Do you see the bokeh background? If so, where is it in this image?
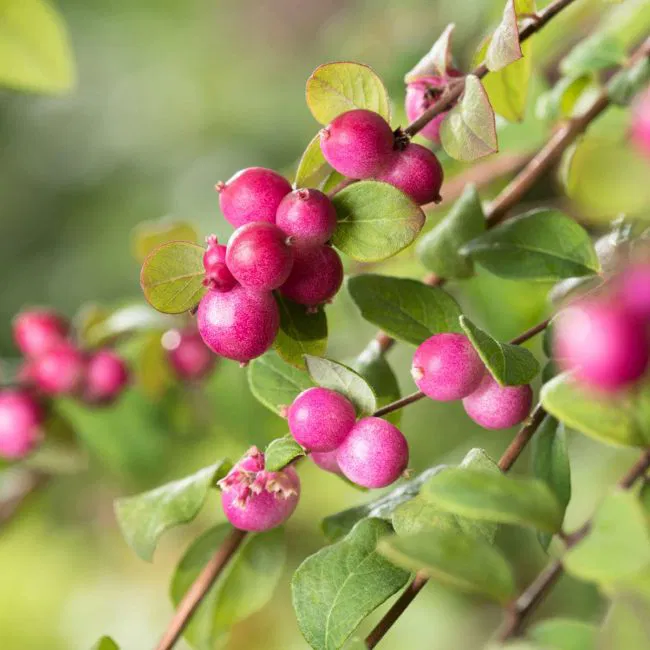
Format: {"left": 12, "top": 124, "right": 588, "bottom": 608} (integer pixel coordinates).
{"left": 0, "top": 0, "right": 648, "bottom": 648}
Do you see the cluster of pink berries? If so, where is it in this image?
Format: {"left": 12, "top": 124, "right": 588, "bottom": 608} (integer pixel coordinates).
{"left": 411, "top": 333, "right": 533, "bottom": 430}
{"left": 162, "top": 327, "right": 216, "bottom": 382}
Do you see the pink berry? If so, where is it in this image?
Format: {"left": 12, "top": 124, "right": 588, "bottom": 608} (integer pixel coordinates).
{"left": 376, "top": 143, "right": 443, "bottom": 205}
{"left": 631, "top": 88, "right": 650, "bottom": 160}
{"left": 13, "top": 309, "right": 69, "bottom": 359}
{"left": 164, "top": 328, "right": 216, "bottom": 381}
{"left": 197, "top": 286, "right": 279, "bottom": 363}
{"left": 31, "top": 343, "right": 87, "bottom": 396}
{"left": 310, "top": 449, "right": 342, "bottom": 475}
{"left": 619, "top": 264, "right": 650, "bottom": 320}
{"left": 226, "top": 222, "right": 294, "bottom": 291}
{"left": 216, "top": 167, "right": 292, "bottom": 228}
{"left": 411, "top": 333, "right": 485, "bottom": 401}
{"left": 276, "top": 189, "right": 337, "bottom": 246}
{"left": 554, "top": 298, "right": 650, "bottom": 392}
{"left": 84, "top": 350, "right": 129, "bottom": 405}
{"left": 462, "top": 374, "right": 533, "bottom": 430}
{"left": 320, "top": 109, "right": 395, "bottom": 179}
{"left": 203, "top": 235, "right": 236, "bottom": 292}
{"left": 288, "top": 387, "right": 356, "bottom": 451}
{"left": 219, "top": 446, "right": 300, "bottom": 531}
{"left": 280, "top": 245, "right": 343, "bottom": 306}
{"left": 0, "top": 389, "right": 43, "bottom": 459}
{"left": 336, "top": 417, "right": 409, "bottom": 489}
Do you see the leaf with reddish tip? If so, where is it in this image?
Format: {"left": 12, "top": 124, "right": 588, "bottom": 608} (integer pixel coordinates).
{"left": 405, "top": 23, "right": 456, "bottom": 82}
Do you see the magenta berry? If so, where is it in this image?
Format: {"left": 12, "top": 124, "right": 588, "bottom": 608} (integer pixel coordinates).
{"left": 554, "top": 298, "right": 650, "bottom": 392}
{"left": 310, "top": 449, "right": 342, "bottom": 475}
{"left": 164, "top": 328, "right": 216, "bottom": 380}
{"left": 203, "top": 235, "right": 236, "bottom": 292}
{"left": 619, "top": 263, "right": 650, "bottom": 320}
{"left": 320, "top": 109, "right": 395, "bottom": 179}
{"left": 280, "top": 245, "right": 343, "bottom": 306}
{"left": 13, "top": 309, "right": 69, "bottom": 359}
{"left": 219, "top": 446, "right": 300, "bottom": 531}
{"left": 288, "top": 387, "right": 356, "bottom": 451}
{"left": 84, "top": 350, "right": 129, "bottom": 405}
{"left": 276, "top": 189, "right": 337, "bottom": 246}
{"left": 226, "top": 222, "right": 294, "bottom": 291}
{"left": 376, "top": 143, "right": 444, "bottom": 205}
{"left": 336, "top": 417, "right": 409, "bottom": 489}
{"left": 462, "top": 374, "right": 533, "bottom": 430}
{"left": 405, "top": 74, "right": 460, "bottom": 144}
{"left": 411, "top": 333, "right": 485, "bottom": 401}
{"left": 631, "top": 88, "right": 650, "bottom": 160}
{"left": 31, "top": 343, "right": 87, "bottom": 396}
{"left": 216, "top": 167, "right": 292, "bottom": 228}
{"left": 197, "top": 286, "right": 280, "bottom": 363}
{"left": 0, "top": 389, "right": 43, "bottom": 459}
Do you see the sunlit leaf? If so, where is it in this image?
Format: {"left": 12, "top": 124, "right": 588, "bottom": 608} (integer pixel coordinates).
{"left": 265, "top": 435, "right": 305, "bottom": 471}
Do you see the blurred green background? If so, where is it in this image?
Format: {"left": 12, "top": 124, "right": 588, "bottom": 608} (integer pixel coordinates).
{"left": 0, "top": 0, "right": 647, "bottom": 648}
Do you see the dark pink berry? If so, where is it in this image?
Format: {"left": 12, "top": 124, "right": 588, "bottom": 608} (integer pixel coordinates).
{"left": 31, "top": 343, "right": 87, "bottom": 396}
{"left": 619, "top": 264, "right": 650, "bottom": 320}
{"left": 411, "top": 333, "right": 485, "bottom": 401}
{"left": 288, "top": 387, "right": 356, "bottom": 451}
{"left": 218, "top": 446, "right": 300, "bottom": 531}
{"left": 462, "top": 375, "right": 532, "bottom": 430}
{"left": 164, "top": 328, "right": 216, "bottom": 381}
{"left": 226, "top": 222, "right": 294, "bottom": 291}
{"left": 276, "top": 189, "right": 337, "bottom": 246}
{"left": 631, "top": 88, "right": 650, "bottom": 160}
{"left": 203, "top": 235, "right": 236, "bottom": 292}
{"left": 216, "top": 167, "right": 291, "bottom": 228}
{"left": 0, "top": 389, "right": 43, "bottom": 459}
{"left": 376, "top": 143, "right": 443, "bottom": 205}
{"left": 83, "top": 350, "right": 129, "bottom": 405}
{"left": 310, "top": 449, "right": 342, "bottom": 475}
{"left": 280, "top": 245, "right": 343, "bottom": 306}
{"left": 197, "top": 286, "right": 279, "bottom": 363}
{"left": 13, "top": 309, "right": 69, "bottom": 359}
{"left": 336, "top": 417, "right": 409, "bottom": 489}
{"left": 320, "top": 109, "right": 395, "bottom": 179}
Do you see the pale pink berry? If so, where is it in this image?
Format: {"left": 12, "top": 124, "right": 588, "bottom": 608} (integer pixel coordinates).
{"left": 197, "top": 286, "right": 279, "bottom": 363}
{"left": 376, "top": 143, "right": 444, "bottom": 205}
{"left": 288, "top": 387, "right": 356, "bottom": 451}
{"left": 0, "top": 389, "right": 43, "bottom": 459}
{"left": 203, "top": 235, "right": 236, "bottom": 292}
{"left": 276, "top": 189, "right": 337, "bottom": 246}
{"left": 336, "top": 417, "right": 409, "bottom": 489}
{"left": 216, "top": 167, "right": 292, "bottom": 228}
{"left": 219, "top": 446, "right": 300, "bottom": 531}
{"left": 84, "top": 350, "right": 129, "bottom": 405}
{"left": 462, "top": 375, "right": 533, "bottom": 430}
{"left": 411, "top": 333, "right": 485, "bottom": 401}
{"left": 13, "top": 309, "right": 69, "bottom": 359}
{"left": 310, "top": 449, "right": 342, "bottom": 475}
{"left": 619, "top": 264, "right": 650, "bottom": 320}
{"left": 280, "top": 245, "right": 343, "bottom": 306}
{"left": 631, "top": 88, "right": 650, "bottom": 160}
{"left": 226, "top": 222, "right": 294, "bottom": 291}
{"left": 31, "top": 343, "right": 87, "bottom": 396}
{"left": 320, "top": 109, "right": 395, "bottom": 179}
{"left": 163, "top": 328, "right": 216, "bottom": 380}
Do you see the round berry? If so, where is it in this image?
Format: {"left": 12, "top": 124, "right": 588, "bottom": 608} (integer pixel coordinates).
{"left": 620, "top": 264, "right": 650, "bottom": 320}
{"left": 13, "top": 309, "right": 69, "bottom": 359}
{"left": 226, "top": 222, "right": 294, "bottom": 291}
{"left": 462, "top": 375, "right": 533, "bottom": 430}
{"left": 219, "top": 446, "right": 300, "bottom": 531}
{"left": 320, "top": 109, "right": 395, "bottom": 179}
{"left": 280, "top": 245, "right": 343, "bottom": 306}
{"left": 0, "top": 389, "right": 43, "bottom": 459}
{"left": 411, "top": 333, "right": 485, "bottom": 401}
{"left": 376, "top": 143, "right": 443, "bottom": 205}
{"left": 203, "top": 235, "right": 236, "bottom": 292}
{"left": 276, "top": 189, "right": 337, "bottom": 246}
{"left": 336, "top": 417, "right": 409, "bottom": 489}
{"left": 216, "top": 167, "right": 292, "bottom": 228}
{"left": 288, "top": 387, "right": 356, "bottom": 451}
{"left": 31, "top": 343, "right": 86, "bottom": 396}
{"left": 84, "top": 350, "right": 129, "bottom": 405}
{"left": 631, "top": 88, "right": 650, "bottom": 160}
{"left": 163, "top": 328, "right": 216, "bottom": 381}
{"left": 197, "top": 286, "right": 279, "bottom": 363}
{"left": 310, "top": 449, "right": 342, "bottom": 475}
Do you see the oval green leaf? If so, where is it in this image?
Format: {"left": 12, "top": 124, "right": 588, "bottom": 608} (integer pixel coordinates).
{"left": 294, "top": 133, "right": 333, "bottom": 189}
{"left": 529, "top": 618, "right": 597, "bottom": 650}
{"left": 132, "top": 219, "right": 198, "bottom": 263}
{"left": 265, "top": 435, "right": 305, "bottom": 471}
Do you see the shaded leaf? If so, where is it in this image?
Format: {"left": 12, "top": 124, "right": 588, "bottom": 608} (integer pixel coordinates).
{"left": 608, "top": 57, "right": 650, "bottom": 106}
{"left": 536, "top": 74, "right": 595, "bottom": 122}
{"left": 598, "top": 596, "right": 650, "bottom": 650}
{"left": 136, "top": 331, "right": 175, "bottom": 400}
{"left": 528, "top": 618, "right": 597, "bottom": 650}
{"left": 560, "top": 33, "right": 626, "bottom": 77}
{"left": 295, "top": 133, "right": 334, "bottom": 189}
{"left": 132, "top": 219, "right": 198, "bottom": 263}
{"left": 405, "top": 23, "right": 456, "bottom": 81}
{"left": 91, "top": 638, "right": 120, "bottom": 650}
{"left": 265, "top": 436, "right": 305, "bottom": 471}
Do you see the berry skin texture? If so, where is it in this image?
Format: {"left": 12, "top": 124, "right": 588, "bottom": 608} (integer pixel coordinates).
{"left": 280, "top": 244, "right": 343, "bottom": 306}
{"left": 462, "top": 375, "right": 533, "bottom": 430}
{"left": 376, "top": 143, "right": 444, "bottom": 205}
{"left": 164, "top": 328, "right": 216, "bottom": 381}
{"left": 13, "top": 309, "right": 69, "bottom": 359}
{"left": 216, "top": 167, "right": 292, "bottom": 228}
{"left": 31, "top": 343, "right": 87, "bottom": 396}
{"left": 553, "top": 299, "right": 650, "bottom": 392}
{"left": 336, "top": 417, "right": 409, "bottom": 489}
{"left": 288, "top": 387, "right": 356, "bottom": 451}
{"left": 197, "top": 286, "right": 280, "bottom": 363}
{"left": 411, "top": 333, "right": 485, "bottom": 401}
{"left": 320, "top": 109, "right": 395, "bottom": 179}
{"left": 276, "top": 189, "right": 337, "bottom": 246}
{"left": 310, "top": 449, "right": 342, "bottom": 475}
{"left": 226, "top": 222, "right": 294, "bottom": 291}
{"left": 405, "top": 74, "right": 460, "bottom": 144}
{"left": 203, "top": 235, "right": 236, "bottom": 292}
{"left": 84, "top": 350, "right": 129, "bottom": 405}
{"left": 620, "top": 264, "right": 650, "bottom": 320}
{"left": 0, "top": 389, "right": 43, "bottom": 459}
{"left": 219, "top": 446, "right": 300, "bottom": 531}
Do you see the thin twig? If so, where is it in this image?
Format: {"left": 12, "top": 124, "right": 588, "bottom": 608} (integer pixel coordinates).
{"left": 498, "top": 405, "right": 547, "bottom": 472}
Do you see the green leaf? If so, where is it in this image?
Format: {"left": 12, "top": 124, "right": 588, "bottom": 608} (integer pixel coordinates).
{"left": 140, "top": 241, "right": 207, "bottom": 314}
{"left": 306, "top": 61, "right": 391, "bottom": 125}
{"left": 460, "top": 315, "right": 540, "bottom": 386}
{"left": 0, "top": 0, "right": 75, "bottom": 94}
{"left": 265, "top": 435, "right": 305, "bottom": 471}
{"left": 132, "top": 219, "right": 198, "bottom": 263}
{"left": 560, "top": 32, "right": 626, "bottom": 77}
{"left": 347, "top": 274, "right": 462, "bottom": 346}
{"left": 536, "top": 75, "right": 595, "bottom": 122}
{"left": 417, "top": 185, "right": 486, "bottom": 279}
{"left": 304, "top": 355, "right": 376, "bottom": 416}
{"left": 378, "top": 528, "right": 516, "bottom": 603}
{"left": 405, "top": 23, "right": 456, "bottom": 81}
{"left": 486, "top": 0, "right": 523, "bottom": 71}
{"left": 331, "top": 181, "right": 425, "bottom": 262}
{"left": 274, "top": 296, "right": 328, "bottom": 369}
{"left": 598, "top": 596, "right": 650, "bottom": 650}
{"left": 422, "top": 468, "right": 564, "bottom": 532}
{"left": 440, "top": 75, "right": 498, "bottom": 161}
{"left": 292, "top": 519, "right": 409, "bottom": 650}
{"left": 248, "top": 352, "right": 315, "bottom": 417}
{"left": 528, "top": 618, "right": 597, "bottom": 650}
{"left": 462, "top": 209, "right": 600, "bottom": 281}
{"left": 172, "top": 526, "right": 286, "bottom": 650}
{"left": 114, "top": 460, "right": 231, "bottom": 561}
{"left": 294, "top": 133, "right": 334, "bottom": 189}
{"left": 608, "top": 57, "right": 650, "bottom": 106}
{"left": 135, "top": 331, "right": 175, "bottom": 400}
{"left": 91, "top": 638, "right": 120, "bottom": 650}
{"left": 485, "top": 42, "right": 533, "bottom": 122}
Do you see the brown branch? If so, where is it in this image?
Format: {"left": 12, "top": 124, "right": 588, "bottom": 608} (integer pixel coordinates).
{"left": 498, "top": 404, "right": 547, "bottom": 472}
